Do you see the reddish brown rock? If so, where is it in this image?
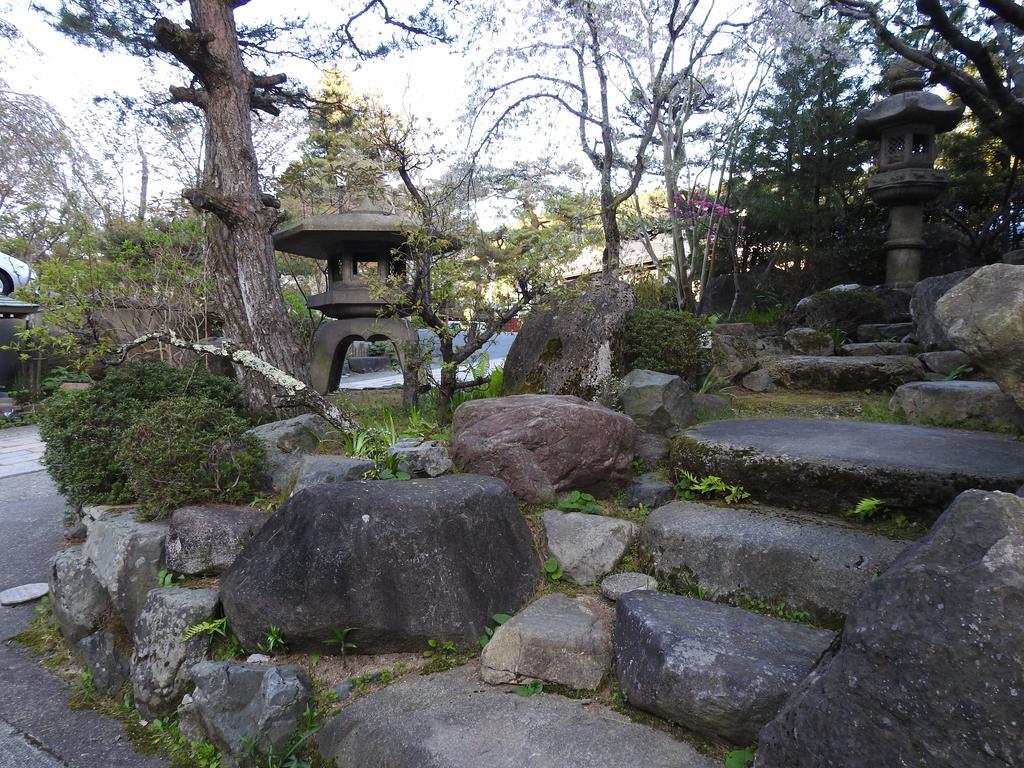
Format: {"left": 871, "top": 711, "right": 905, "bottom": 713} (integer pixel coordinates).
{"left": 451, "top": 394, "right": 637, "bottom": 502}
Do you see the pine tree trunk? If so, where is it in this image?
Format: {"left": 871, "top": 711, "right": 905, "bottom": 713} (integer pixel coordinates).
{"left": 183, "top": 0, "right": 306, "bottom": 414}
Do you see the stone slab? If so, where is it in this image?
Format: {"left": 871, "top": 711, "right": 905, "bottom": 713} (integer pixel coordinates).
{"left": 757, "top": 355, "right": 924, "bottom": 391}
{"left": 316, "top": 665, "right": 716, "bottom": 768}
{"left": 674, "top": 418, "right": 1024, "bottom": 520}
{"left": 642, "top": 503, "right": 906, "bottom": 623}
{"left": 0, "top": 583, "right": 48, "bottom": 606}
{"left": 891, "top": 380, "right": 1024, "bottom": 432}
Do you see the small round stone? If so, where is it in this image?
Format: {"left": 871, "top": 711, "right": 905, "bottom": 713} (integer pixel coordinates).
{"left": 600, "top": 572, "right": 658, "bottom": 601}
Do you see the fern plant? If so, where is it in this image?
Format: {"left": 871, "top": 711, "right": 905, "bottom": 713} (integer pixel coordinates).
{"left": 182, "top": 617, "right": 228, "bottom": 642}
{"left": 846, "top": 497, "right": 888, "bottom": 521}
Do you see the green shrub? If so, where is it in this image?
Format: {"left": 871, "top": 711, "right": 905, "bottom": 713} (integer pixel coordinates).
{"left": 38, "top": 361, "right": 248, "bottom": 508}
{"left": 116, "top": 397, "right": 265, "bottom": 515}
{"left": 621, "top": 308, "right": 711, "bottom": 377}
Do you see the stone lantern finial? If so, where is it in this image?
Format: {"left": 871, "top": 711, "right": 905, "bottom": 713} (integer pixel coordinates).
{"left": 854, "top": 62, "right": 965, "bottom": 284}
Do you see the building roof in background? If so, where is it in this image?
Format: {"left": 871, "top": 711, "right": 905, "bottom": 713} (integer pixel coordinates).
{"left": 561, "top": 233, "right": 674, "bottom": 280}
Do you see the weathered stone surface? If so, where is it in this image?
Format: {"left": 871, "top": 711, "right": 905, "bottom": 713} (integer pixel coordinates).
{"left": 643, "top": 503, "right": 905, "bottom": 623}
{"left": 481, "top": 595, "right": 612, "bottom": 690}
{"left": 839, "top": 341, "right": 918, "bottom": 356}
{"left": 600, "top": 572, "right": 658, "bottom": 601}
{"left": 917, "top": 349, "right": 971, "bottom": 375}
{"left": 182, "top": 662, "right": 313, "bottom": 766}
{"left": 291, "top": 454, "right": 374, "bottom": 495}
{"left": 48, "top": 547, "right": 110, "bottom": 643}
{"left": 316, "top": 666, "right": 716, "bottom": 768}
{"left": 891, "top": 380, "right": 1024, "bottom": 432}
{"left": 712, "top": 322, "right": 756, "bottom": 339}
{"left": 131, "top": 587, "right": 220, "bottom": 717}
{"left": 755, "top": 355, "right": 924, "bottom": 391}
{"left": 0, "top": 582, "right": 48, "bottom": 606}
{"left": 617, "top": 591, "right": 834, "bottom": 744}
{"left": 740, "top": 368, "right": 776, "bottom": 392}
{"left": 451, "top": 395, "right": 637, "bottom": 502}
{"left": 856, "top": 322, "right": 915, "bottom": 343}
{"left": 785, "top": 327, "right": 834, "bottom": 356}
{"left": 221, "top": 476, "right": 539, "bottom": 654}
{"left": 674, "top": 418, "right": 1024, "bottom": 520}
{"left": 910, "top": 267, "right": 978, "bottom": 351}
{"left": 712, "top": 331, "right": 760, "bottom": 382}
{"left": 693, "top": 393, "right": 730, "bottom": 420}
{"left": 792, "top": 287, "right": 894, "bottom": 336}
{"left": 84, "top": 512, "right": 167, "bottom": 630}
{"left": 544, "top": 509, "right": 636, "bottom": 585}
{"left": 756, "top": 490, "right": 1024, "bottom": 768}
{"left": 386, "top": 438, "right": 453, "bottom": 477}
{"left": 624, "top": 473, "right": 675, "bottom": 509}
{"left": 503, "top": 278, "right": 635, "bottom": 399}
{"left": 248, "top": 413, "right": 330, "bottom": 492}
{"left": 619, "top": 369, "right": 697, "bottom": 436}
{"left": 76, "top": 631, "right": 130, "bottom": 694}
{"left": 165, "top": 505, "right": 269, "bottom": 576}
{"left": 635, "top": 432, "right": 669, "bottom": 465}
{"left": 935, "top": 263, "right": 1024, "bottom": 410}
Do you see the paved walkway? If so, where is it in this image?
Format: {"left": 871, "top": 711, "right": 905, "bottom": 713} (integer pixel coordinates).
{"left": 0, "top": 425, "right": 45, "bottom": 479}
{"left": 0, "top": 470, "right": 166, "bottom": 767}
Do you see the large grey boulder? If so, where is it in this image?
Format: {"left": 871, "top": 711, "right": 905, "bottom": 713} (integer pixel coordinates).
{"left": 248, "top": 413, "right": 330, "bottom": 492}
{"left": 316, "top": 666, "right": 716, "bottom": 768}
{"left": 543, "top": 509, "right": 636, "bottom": 585}
{"left": 481, "top": 594, "right": 612, "bottom": 690}
{"left": 386, "top": 438, "right": 453, "bottom": 477}
{"left": 451, "top": 395, "right": 637, "bottom": 502}
{"left": 755, "top": 355, "right": 924, "bottom": 391}
{"left": 917, "top": 349, "right": 971, "bottom": 376}
{"left": 83, "top": 512, "right": 167, "bottom": 630}
{"left": 178, "top": 662, "right": 313, "bottom": 766}
{"left": 910, "top": 267, "right": 978, "bottom": 351}
{"left": 131, "top": 587, "right": 220, "bottom": 717}
{"left": 503, "top": 277, "right": 635, "bottom": 399}
{"left": 48, "top": 547, "right": 109, "bottom": 643}
{"left": 891, "top": 380, "right": 1024, "bottom": 432}
{"left": 635, "top": 432, "right": 669, "bottom": 465}
{"left": 619, "top": 369, "right": 697, "bottom": 436}
{"left": 165, "top": 505, "right": 270, "bottom": 576}
{"left": 600, "top": 572, "right": 658, "bottom": 601}
{"left": 290, "top": 454, "right": 374, "bottom": 495}
{"left": 712, "top": 330, "right": 760, "bottom": 383}
{"left": 784, "top": 327, "right": 834, "bottom": 356}
{"left": 755, "top": 490, "right": 1024, "bottom": 768}
{"left": 76, "top": 631, "right": 130, "bottom": 695}
{"left": 221, "top": 476, "right": 539, "bottom": 654}
{"left": 642, "top": 503, "right": 906, "bottom": 623}
{"left": 674, "top": 418, "right": 1024, "bottom": 520}
{"left": 935, "top": 263, "right": 1024, "bottom": 410}
{"left": 624, "top": 473, "right": 675, "bottom": 509}
{"left": 616, "top": 591, "right": 834, "bottom": 744}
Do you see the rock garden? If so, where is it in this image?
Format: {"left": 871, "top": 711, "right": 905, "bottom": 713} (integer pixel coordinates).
{"left": 9, "top": 258, "right": 1020, "bottom": 768}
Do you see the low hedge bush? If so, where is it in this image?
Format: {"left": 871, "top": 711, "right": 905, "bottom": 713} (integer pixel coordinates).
{"left": 38, "top": 361, "right": 256, "bottom": 512}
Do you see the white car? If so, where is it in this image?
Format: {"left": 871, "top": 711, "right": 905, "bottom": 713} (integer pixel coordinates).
{"left": 0, "top": 252, "right": 35, "bottom": 295}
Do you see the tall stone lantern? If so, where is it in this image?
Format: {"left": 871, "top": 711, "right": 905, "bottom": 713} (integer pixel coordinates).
{"left": 855, "top": 60, "right": 964, "bottom": 284}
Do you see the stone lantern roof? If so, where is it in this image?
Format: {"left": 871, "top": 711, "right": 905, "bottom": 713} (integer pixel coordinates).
{"left": 854, "top": 60, "right": 964, "bottom": 141}
{"left": 272, "top": 200, "right": 415, "bottom": 259}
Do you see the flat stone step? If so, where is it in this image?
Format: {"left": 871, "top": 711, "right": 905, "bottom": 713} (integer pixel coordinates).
{"left": 754, "top": 355, "right": 924, "bottom": 391}
{"left": 891, "top": 380, "right": 1024, "bottom": 432}
{"left": 642, "top": 502, "right": 906, "bottom": 624}
{"left": 857, "top": 322, "right": 914, "bottom": 342}
{"left": 316, "top": 666, "right": 716, "bottom": 768}
{"left": 674, "top": 418, "right": 1024, "bottom": 521}
{"left": 840, "top": 341, "right": 918, "bottom": 357}
{"left": 615, "top": 591, "right": 835, "bottom": 745}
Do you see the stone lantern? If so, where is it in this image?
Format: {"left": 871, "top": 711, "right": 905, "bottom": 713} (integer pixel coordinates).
{"left": 273, "top": 199, "right": 419, "bottom": 393}
{"left": 855, "top": 59, "right": 964, "bottom": 285}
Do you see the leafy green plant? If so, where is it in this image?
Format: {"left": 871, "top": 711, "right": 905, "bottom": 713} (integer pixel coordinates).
{"left": 182, "top": 617, "right": 228, "bottom": 642}
{"left": 423, "top": 638, "right": 457, "bottom": 658}
{"left": 157, "top": 569, "right": 183, "bottom": 587}
{"left": 676, "top": 471, "right": 750, "bottom": 505}
{"left": 515, "top": 680, "right": 544, "bottom": 697}
{"left": 349, "top": 663, "right": 410, "bottom": 694}
{"left": 116, "top": 395, "right": 265, "bottom": 516}
{"left": 846, "top": 497, "right": 888, "bottom": 521}
{"left": 478, "top": 613, "right": 512, "bottom": 648}
{"left": 725, "top": 747, "right": 756, "bottom": 768}
{"left": 375, "top": 453, "right": 411, "bottom": 481}
{"left": 944, "top": 364, "right": 974, "bottom": 381}
{"left": 323, "top": 627, "right": 358, "bottom": 665}
{"left": 37, "top": 361, "right": 248, "bottom": 509}
{"left": 258, "top": 625, "right": 288, "bottom": 655}
{"left": 622, "top": 308, "right": 711, "bottom": 377}
{"left": 556, "top": 490, "right": 601, "bottom": 514}
{"left": 543, "top": 558, "right": 563, "bottom": 583}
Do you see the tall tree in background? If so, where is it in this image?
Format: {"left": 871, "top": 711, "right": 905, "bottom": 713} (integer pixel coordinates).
{"left": 48, "top": 0, "right": 451, "bottom": 412}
